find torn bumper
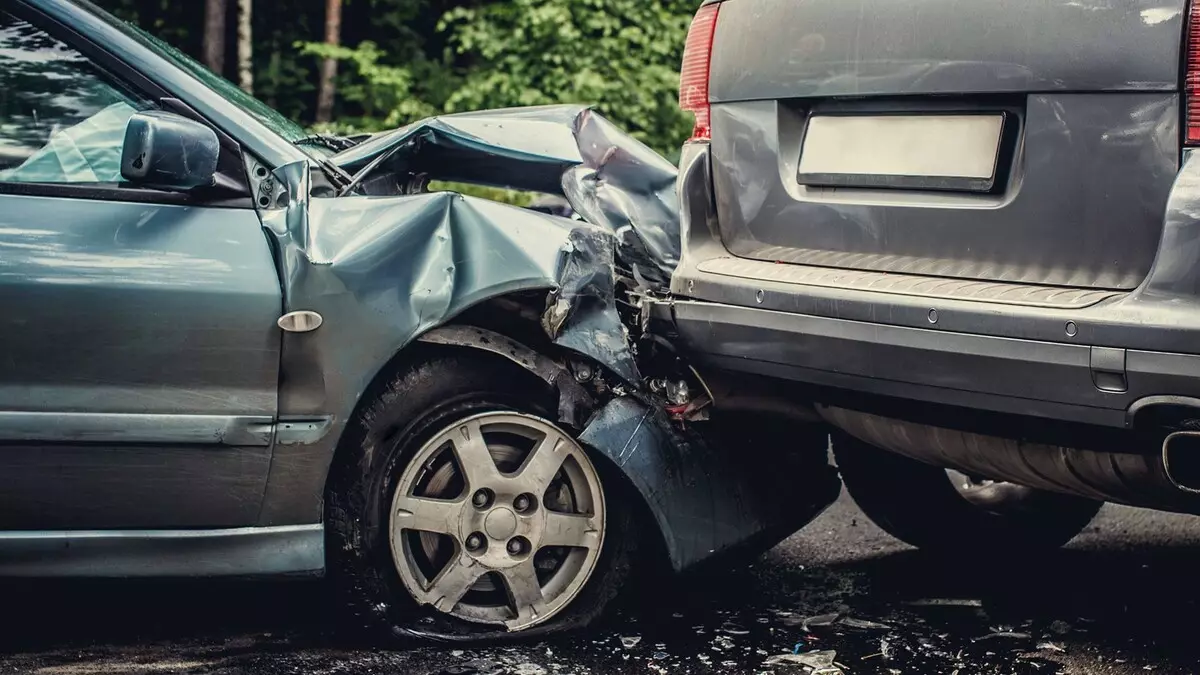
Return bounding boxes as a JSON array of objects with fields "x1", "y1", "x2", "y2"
[{"x1": 580, "y1": 396, "x2": 840, "y2": 572}]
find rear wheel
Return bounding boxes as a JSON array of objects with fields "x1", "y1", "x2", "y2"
[
  {"x1": 833, "y1": 432, "x2": 1103, "y2": 554},
  {"x1": 327, "y1": 352, "x2": 634, "y2": 641}
]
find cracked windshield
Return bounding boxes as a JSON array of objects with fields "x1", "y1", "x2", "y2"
[{"x1": 0, "y1": 0, "x2": 1198, "y2": 674}]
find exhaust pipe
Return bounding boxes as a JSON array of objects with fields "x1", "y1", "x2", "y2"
[
  {"x1": 819, "y1": 405, "x2": 1200, "y2": 512},
  {"x1": 1163, "y1": 431, "x2": 1200, "y2": 493}
]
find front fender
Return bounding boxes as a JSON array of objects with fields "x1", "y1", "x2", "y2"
[
  {"x1": 255, "y1": 163, "x2": 641, "y2": 525},
  {"x1": 418, "y1": 325, "x2": 840, "y2": 573}
]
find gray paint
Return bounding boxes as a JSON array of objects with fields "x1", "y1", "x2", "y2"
[
  {"x1": 670, "y1": 141, "x2": 1200, "y2": 430},
  {"x1": 0, "y1": 525, "x2": 323, "y2": 577},
  {"x1": 0, "y1": 195, "x2": 281, "y2": 416},
  {"x1": 0, "y1": 0, "x2": 837, "y2": 580},
  {"x1": 0, "y1": 445, "x2": 271, "y2": 529},
  {"x1": 709, "y1": 0, "x2": 1184, "y2": 101},
  {"x1": 255, "y1": 108, "x2": 679, "y2": 528},
  {"x1": 579, "y1": 396, "x2": 840, "y2": 571},
  {"x1": 707, "y1": 94, "x2": 1179, "y2": 290},
  {"x1": 674, "y1": 142, "x2": 1200, "y2": 356},
  {"x1": 0, "y1": 412, "x2": 273, "y2": 446},
  {"x1": 0, "y1": 193, "x2": 280, "y2": 529}
]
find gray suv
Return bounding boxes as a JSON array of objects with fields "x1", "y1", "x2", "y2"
[{"x1": 665, "y1": 0, "x2": 1200, "y2": 552}]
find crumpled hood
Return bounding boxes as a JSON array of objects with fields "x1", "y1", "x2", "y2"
[{"x1": 330, "y1": 105, "x2": 681, "y2": 290}]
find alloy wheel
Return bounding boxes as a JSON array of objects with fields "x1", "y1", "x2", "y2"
[{"x1": 389, "y1": 411, "x2": 606, "y2": 630}]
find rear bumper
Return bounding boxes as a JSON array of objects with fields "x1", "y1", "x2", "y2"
[
  {"x1": 669, "y1": 299, "x2": 1200, "y2": 428},
  {"x1": 669, "y1": 142, "x2": 1200, "y2": 429}
]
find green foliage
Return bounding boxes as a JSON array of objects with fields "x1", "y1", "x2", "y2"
[
  {"x1": 438, "y1": 0, "x2": 694, "y2": 157},
  {"x1": 428, "y1": 181, "x2": 537, "y2": 208},
  {"x1": 92, "y1": 0, "x2": 696, "y2": 159},
  {"x1": 299, "y1": 40, "x2": 443, "y2": 131}
]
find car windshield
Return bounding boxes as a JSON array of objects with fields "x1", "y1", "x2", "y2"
[{"x1": 75, "y1": 0, "x2": 319, "y2": 152}]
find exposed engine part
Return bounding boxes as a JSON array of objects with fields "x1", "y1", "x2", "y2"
[
  {"x1": 664, "y1": 380, "x2": 690, "y2": 406},
  {"x1": 571, "y1": 362, "x2": 595, "y2": 383}
]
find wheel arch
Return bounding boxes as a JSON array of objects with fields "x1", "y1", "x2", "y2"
[{"x1": 318, "y1": 294, "x2": 672, "y2": 573}]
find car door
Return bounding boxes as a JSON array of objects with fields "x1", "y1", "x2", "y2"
[{"x1": 0, "y1": 8, "x2": 282, "y2": 530}]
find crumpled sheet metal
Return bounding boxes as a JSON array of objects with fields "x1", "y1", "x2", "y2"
[
  {"x1": 580, "y1": 396, "x2": 840, "y2": 573},
  {"x1": 332, "y1": 105, "x2": 681, "y2": 290},
  {"x1": 263, "y1": 161, "x2": 636, "y2": 422},
  {"x1": 259, "y1": 108, "x2": 831, "y2": 589}
]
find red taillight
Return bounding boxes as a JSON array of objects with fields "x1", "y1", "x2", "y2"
[
  {"x1": 1188, "y1": 1, "x2": 1200, "y2": 144},
  {"x1": 680, "y1": 3, "x2": 720, "y2": 141}
]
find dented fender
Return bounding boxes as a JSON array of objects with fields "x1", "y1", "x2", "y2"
[
  {"x1": 417, "y1": 326, "x2": 839, "y2": 573},
  {"x1": 247, "y1": 105, "x2": 836, "y2": 579}
]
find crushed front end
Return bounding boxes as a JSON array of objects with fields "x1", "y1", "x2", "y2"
[{"x1": 264, "y1": 106, "x2": 839, "y2": 639}]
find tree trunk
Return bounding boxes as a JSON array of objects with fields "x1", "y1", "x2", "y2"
[
  {"x1": 202, "y1": 0, "x2": 227, "y2": 74},
  {"x1": 315, "y1": 0, "x2": 343, "y2": 124},
  {"x1": 236, "y1": 0, "x2": 253, "y2": 94}
]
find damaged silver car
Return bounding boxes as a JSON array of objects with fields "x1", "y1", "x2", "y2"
[{"x1": 0, "y1": 0, "x2": 839, "y2": 640}]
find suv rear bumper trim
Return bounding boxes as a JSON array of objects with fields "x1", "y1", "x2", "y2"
[
  {"x1": 697, "y1": 256, "x2": 1119, "y2": 309},
  {"x1": 669, "y1": 300, "x2": 1200, "y2": 429}
]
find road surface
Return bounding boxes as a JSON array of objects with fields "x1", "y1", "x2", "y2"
[{"x1": 3, "y1": 489, "x2": 1198, "y2": 674}]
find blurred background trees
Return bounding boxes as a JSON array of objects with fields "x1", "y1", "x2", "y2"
[{"x1": 94, "y1": 0, "x2": 696, "y2": 159}]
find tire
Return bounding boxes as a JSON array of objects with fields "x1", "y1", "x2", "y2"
[
  {"x1": 833, "y1": 431, "x2": 1103, "y2": 554},
  {"x1": 326, "y1": 351, "x2": 635, "y2": 642}
]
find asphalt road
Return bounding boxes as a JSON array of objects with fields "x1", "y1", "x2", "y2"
[{"x1": 3, "y1": 489, "x2": 1199, "y2": 675}]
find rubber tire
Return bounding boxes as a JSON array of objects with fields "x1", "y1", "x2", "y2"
[
  {"x1": 833, "y1": 431, "x2": 1103, "y2": 554},
  {"x1": 326, "y1": 351, "x2": 636, "y2": 643}
]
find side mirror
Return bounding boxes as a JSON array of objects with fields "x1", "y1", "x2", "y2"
[{"x1": 121, "y1": 110, "x2": 219, "y2": 191}]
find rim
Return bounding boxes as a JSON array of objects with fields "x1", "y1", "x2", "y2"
[{"x1": 388, "y1": 411, "x2": 606, "y2": 631}]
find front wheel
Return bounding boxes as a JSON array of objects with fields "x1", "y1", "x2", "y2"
[
  {"x1": 833, "y1": 432, "x2": 1103, "y2": 554},
  {"x1": 327, "y1": 352, "x2": 635, "y2": 640}
]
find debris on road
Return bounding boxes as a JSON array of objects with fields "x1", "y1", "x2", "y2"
[
  {"x1": 1036, "y1": 642, "x2": 1067, "y2": 653},
  {"x1": 976, "y1": 631, "x2": 1033, "y2": 641},
  {"x1": 906, "y1": 598, "x2": 984, "y2": 608},
  {"x1": 785, "y1": 612, "x2": 892, "y2": 632},
  {"x1": 801, "y1": 613, "x2": 842, "y2": 631},
  {"x1": 765, "y1": 649, "x2": 845, "y2": 674},
  {"x1": 840, "y1": 617, "x2": 892, "y2": 631}
]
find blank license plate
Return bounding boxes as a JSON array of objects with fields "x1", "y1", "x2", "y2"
[{"x1": 797, "y1": 114, "x2": 1006, "y2": 192}]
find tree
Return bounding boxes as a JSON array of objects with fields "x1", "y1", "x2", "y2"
[
  {"x1": 315, "y1": 0, "x2": 342, "y2": 124},
  {"x1": 236, "y1": 0, "x2": 253, "y2": 94},
  {"x1": 202, "y1": 0, "x2": 226, "y2": 74},
  {"x1": 438, "y1": 0, "x2": 695, "y2": 157}
]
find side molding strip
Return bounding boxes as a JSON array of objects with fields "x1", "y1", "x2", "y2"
[
  {"x1": 0, "y1": 412, "x2": 275, "y2": 446},
  {"x1": 0, "y1": 524, "x2": 324, "y2": 577}
]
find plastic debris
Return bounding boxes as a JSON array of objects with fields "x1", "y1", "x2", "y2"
[
  {"x1": 802, "y1": 613, "x2": 842, "y2": 631},
  {"x1": 1037, "y1": 642, "x2": 1067, "y2": 654},
  {"x1": 765, "y1": 650, "x2": 845, "y2": 674},
  {"x1": 906, "y1": 598, "x2": 984, "y2": 607},
  {"x1": 976, "y1": 631, "x2": 1032, "y2": 641},
  {"x1": 841, "y1": 617, "x2": 892, "y2": 631},
  {"x1": 786, "y1": 612, "x2": 891, "y2": 632},
  {"x1": 620, "y1": 636, "x2": 641, "y2": 649},
  {"x1": 880, "y1": 638, "x2": 893, "y2": 660},
  {"x1": 713, "y1": 635, "x2": 735, "y2": 651}
]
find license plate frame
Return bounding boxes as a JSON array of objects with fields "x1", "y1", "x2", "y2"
[{"x1": 796, "y1": 113, "x2": 1009, "y2": 193}]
